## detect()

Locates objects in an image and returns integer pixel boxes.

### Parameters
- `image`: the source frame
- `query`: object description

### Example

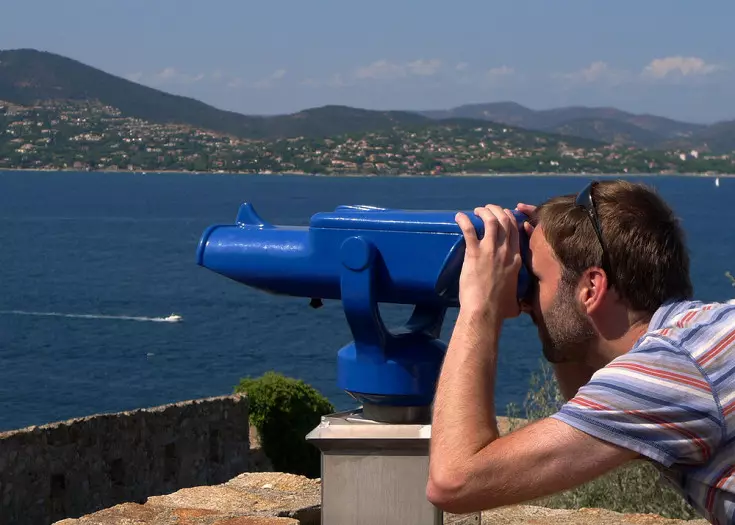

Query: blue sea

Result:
[0,171,733,432]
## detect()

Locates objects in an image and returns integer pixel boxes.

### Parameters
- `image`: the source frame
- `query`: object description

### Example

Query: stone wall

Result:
[0,394,250,525]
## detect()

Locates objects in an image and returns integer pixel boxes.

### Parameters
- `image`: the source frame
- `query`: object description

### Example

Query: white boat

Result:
[163,314,182,323]
[715,177,720,187]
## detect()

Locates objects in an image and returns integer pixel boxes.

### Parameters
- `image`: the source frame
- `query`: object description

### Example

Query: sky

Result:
[2,0,734,123]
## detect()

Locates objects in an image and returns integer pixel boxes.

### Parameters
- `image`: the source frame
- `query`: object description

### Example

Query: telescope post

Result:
[306,236,480,524]
[306,406,480,525]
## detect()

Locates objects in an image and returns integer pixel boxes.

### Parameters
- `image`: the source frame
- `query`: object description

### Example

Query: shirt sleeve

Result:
[550,342,723,467]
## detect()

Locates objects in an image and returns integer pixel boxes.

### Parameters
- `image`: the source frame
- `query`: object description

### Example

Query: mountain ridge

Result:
[0,49,598,145]
[1,48,734,152]
[418,102,710,148]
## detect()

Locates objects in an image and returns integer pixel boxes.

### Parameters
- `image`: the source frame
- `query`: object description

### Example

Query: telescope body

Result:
[197,203,530,410]
[197,204,529,306]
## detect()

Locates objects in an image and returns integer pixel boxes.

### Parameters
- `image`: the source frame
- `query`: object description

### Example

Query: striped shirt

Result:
[551,299,735,525]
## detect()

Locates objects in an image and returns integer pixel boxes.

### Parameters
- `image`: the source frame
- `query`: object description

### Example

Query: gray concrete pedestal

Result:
[306,407,481,525]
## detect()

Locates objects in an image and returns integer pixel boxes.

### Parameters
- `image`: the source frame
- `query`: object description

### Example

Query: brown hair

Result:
[536,179,693,315]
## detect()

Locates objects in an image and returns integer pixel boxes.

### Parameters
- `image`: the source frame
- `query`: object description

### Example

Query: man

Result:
[426,179,735,524]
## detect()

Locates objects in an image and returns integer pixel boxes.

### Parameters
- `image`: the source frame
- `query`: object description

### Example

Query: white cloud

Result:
[128,67,205,86]
[567,61,610,82]
[301,73,351,89]
[354,58,443,80]
[307,58,510,89]
[407,59,442,76]
[487,65,514,78]
[480,66,516,87]
[156,67,204,84]
[556,61,627,85]
[254,69,287,88]
[355,60,407,80]
[553,56,724,88]
[155,67,177,81]
[642,56,722,78]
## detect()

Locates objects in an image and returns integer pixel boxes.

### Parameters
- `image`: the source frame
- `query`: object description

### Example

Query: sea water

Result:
[0,171,733,431]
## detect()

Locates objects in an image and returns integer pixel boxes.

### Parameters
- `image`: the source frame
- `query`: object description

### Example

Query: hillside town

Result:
[1,100,733,175]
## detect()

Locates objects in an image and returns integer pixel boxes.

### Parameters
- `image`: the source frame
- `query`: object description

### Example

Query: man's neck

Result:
[584,320,650,369]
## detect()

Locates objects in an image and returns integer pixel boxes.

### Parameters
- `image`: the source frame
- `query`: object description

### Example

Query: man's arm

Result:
[428,308,502,496]
[427,204,637,514]
[427,306,637,514]
[427,413,639,514]
[427,204,522,482]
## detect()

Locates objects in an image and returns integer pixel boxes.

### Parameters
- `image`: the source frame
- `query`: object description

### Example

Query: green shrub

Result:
[506,361,700,520]
[234,371,335,478]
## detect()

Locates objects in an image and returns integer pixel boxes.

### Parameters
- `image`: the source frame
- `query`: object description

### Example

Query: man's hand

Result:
[455,205,522,322]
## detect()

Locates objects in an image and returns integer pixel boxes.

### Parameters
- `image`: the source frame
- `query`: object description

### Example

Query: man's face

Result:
[522,225,597,364]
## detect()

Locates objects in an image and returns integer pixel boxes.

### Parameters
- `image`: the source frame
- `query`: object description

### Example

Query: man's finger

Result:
[475,206,500,245]
[455,212,479,254]
[516,202,537,214]
[486,204,513,232]
[484,204,514,247]
[504,208,520,260]
[516,203,538,224]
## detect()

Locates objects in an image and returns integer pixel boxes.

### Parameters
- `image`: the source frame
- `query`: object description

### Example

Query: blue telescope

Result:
[197,203,530,416]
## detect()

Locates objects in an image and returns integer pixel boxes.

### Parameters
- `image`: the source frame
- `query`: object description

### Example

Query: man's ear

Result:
[578,267,608,315]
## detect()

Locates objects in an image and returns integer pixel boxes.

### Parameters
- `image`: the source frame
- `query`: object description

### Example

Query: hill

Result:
[545,118,666,147]
[2,97,621,175]
[419,102,718,150]
[659,119,735,153]
[0,49,430,140]
[1,48,732,153]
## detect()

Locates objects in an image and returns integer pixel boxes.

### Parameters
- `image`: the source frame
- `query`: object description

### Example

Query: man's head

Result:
[522,179,692,364]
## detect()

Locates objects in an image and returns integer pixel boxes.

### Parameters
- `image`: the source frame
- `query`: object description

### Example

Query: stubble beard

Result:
[538,279,597,364]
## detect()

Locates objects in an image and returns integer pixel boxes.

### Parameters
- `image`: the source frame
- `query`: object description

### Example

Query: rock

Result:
[147,472,320,523]
[54,502,299,524]
[481,505,708,524]
[54,473,319,525]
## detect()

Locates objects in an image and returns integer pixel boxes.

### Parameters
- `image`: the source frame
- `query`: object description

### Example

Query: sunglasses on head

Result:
[575,181,615,287]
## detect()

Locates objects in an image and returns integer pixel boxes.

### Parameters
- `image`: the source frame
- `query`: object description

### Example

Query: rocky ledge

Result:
[55,472,320,525]
[55,471,707,525]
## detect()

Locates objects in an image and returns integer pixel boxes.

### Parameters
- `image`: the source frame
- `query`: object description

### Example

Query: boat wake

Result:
[0,310,182,323]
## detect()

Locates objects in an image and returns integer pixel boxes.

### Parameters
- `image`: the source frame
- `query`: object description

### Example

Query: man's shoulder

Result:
[637,299,735,355]
[595,337,715,403]
[590,300,726,399]
[598,298,735,407]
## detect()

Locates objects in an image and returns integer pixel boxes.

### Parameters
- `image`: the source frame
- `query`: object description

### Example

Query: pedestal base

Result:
[306,408,481,525]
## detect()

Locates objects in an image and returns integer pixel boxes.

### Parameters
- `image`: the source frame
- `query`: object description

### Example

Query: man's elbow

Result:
[426,467,491,514]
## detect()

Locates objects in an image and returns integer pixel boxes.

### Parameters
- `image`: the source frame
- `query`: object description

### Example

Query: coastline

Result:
[1,167,733,178]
